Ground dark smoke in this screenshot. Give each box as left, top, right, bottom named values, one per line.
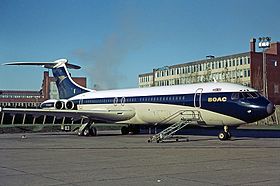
left=74, top=10, right=147, bottom=90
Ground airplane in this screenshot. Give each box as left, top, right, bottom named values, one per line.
left=0, top=59, right=275, bottom=141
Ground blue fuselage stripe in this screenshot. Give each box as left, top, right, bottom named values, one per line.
left=72, top=92, right=270, bottom=123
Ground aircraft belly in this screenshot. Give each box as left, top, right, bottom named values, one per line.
left=127, top=103, right=246, bottom=126
left=198, top=109, right=245, bottom=126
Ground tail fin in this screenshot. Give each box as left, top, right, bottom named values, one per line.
left=51, top=59, right=91, bottom=99
left=4, top=59, right=91, bottom=99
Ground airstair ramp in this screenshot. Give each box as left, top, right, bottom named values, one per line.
left=148, top=110, right=203, bottom=143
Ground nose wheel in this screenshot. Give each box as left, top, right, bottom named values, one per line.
left=218, top=126, right=231, bottom=141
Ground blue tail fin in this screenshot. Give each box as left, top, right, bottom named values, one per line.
left=52, top=65, right=90, bottom=99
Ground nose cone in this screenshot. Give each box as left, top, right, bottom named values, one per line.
left=267, top=103, right=275, bottom=115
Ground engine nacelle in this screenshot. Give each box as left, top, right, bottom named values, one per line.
left=65, top=100, right=75, bottom=110
left=55, top=100, right=64, bottom=110
left=40, top=99, right=75, bottom=110
left=40, top=99, right=59, bottom=109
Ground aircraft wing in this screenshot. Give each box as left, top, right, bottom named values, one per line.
left=0, top=107, right=136, bottom=123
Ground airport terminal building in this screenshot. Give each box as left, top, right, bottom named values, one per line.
left=138, top=39, right=280, bottom=104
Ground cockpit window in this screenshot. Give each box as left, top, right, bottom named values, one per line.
left=231, top=93, right=239, bottom=100
left=243, top=92, right=254, bottom=99
left=231, top=92, right=260, bottom=100
left=250, top=92, right=260, bottom=98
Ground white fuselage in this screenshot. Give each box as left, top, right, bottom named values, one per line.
left=69, top=82, right=261, bottom=126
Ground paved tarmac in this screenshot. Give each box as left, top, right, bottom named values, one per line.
left=0, top=130, right=280, bottom=186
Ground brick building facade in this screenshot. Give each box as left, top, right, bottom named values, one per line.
left=250, top=40, right=280, bottom=104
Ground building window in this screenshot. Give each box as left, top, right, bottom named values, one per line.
left=244, top=70, right=247, bottom=77
left=240, top=70, right=243, bottom=78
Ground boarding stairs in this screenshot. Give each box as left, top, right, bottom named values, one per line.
left=148, top=110, right=202, bottom=143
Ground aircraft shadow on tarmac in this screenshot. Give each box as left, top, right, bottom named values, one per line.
left=38, top=126, right=280, bottom=139
left=40, top=132, right=123, bottom=137
left=140, top=126, right=280, bottom=139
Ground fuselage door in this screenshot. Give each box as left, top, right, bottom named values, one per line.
left=194, top=88, right=203, bottom=109
left=121, top=97, right=125, bottom=106
left=78, top=94, right=85, bottom=110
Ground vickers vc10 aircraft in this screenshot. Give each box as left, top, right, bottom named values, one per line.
left=0, top=59, right=275, bottom=141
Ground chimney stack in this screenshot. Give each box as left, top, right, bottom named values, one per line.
left=250, top=38, right=256, bottom=52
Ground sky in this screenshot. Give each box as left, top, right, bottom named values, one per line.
left=0, top=0, right=280, bottom=90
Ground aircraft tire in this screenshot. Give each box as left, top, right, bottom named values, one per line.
left=218, top=132, right=228, bottom=141
left=78, top=131, right=83, bottom=136
left=83, top=128, right=90, bottom=136
left=89, top=126, right=97, bottom=136
left=121, top=126, right=129, bottom=135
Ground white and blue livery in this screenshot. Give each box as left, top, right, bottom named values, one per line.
left=1, top=59, right=275, bottom=140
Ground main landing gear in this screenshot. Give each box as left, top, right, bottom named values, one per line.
left=78, top=122, right=97, bottom=136
left=218, top=126, right=231, bottom=141
left=121, top=125, right=140, bottom=135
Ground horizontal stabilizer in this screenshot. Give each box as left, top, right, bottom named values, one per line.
left=3, top=59, right=81, bottom=69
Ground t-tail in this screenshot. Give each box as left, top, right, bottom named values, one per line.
left=4, top=59, right=91, bottom=99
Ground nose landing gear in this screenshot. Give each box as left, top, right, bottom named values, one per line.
left=218, top=126, right=231, bottom=141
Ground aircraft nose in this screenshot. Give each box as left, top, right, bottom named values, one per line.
left=266, top=103, right=275, bottom=115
